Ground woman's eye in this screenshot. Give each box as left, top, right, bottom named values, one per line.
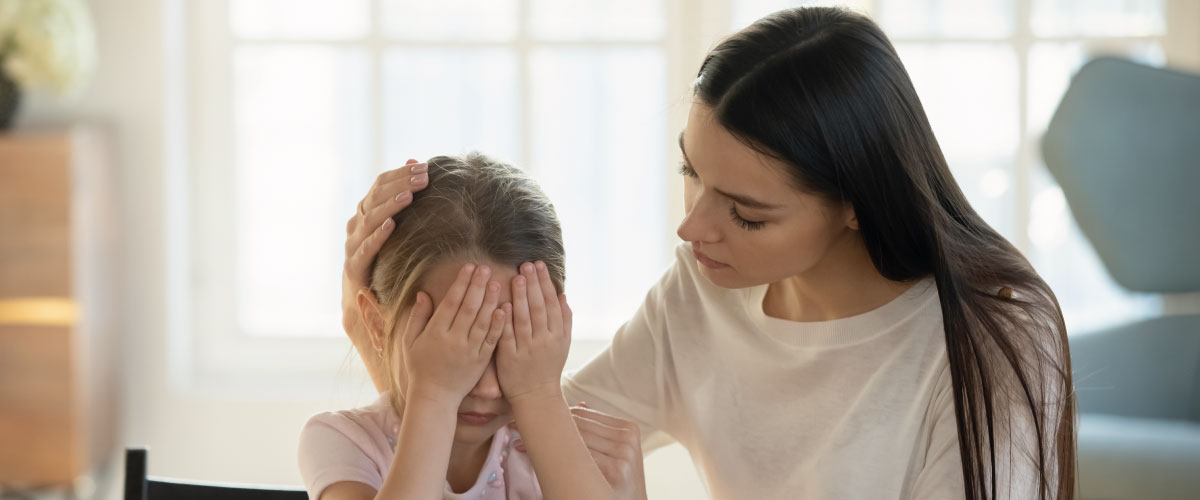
left=678, top=163, right=698, bottom=179
left=729, top=204, right=765, bottom=231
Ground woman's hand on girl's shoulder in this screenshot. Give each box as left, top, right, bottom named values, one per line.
left=569, top=405, right=649, bottom=500
left=496, top=261, right=573, bottom=408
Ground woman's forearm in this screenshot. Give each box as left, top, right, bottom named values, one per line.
left=511, top=392, right=617, bottom=500
left=376, top=391, right=458, bottom=500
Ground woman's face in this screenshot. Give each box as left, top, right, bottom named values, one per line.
left=391, top=257, right=519, bottom=446
left=677, top=101, right=860, bottom=289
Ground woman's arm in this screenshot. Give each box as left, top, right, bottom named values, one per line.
left=342, top=158, right=430, bottom=393
left=497, top=262, right=616, bottom=500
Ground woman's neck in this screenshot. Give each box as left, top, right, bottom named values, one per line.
left=762, top=232, right=917, bottom=322
left=446, top=436, right=493, bottom=493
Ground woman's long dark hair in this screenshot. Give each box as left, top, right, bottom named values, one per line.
left=694, top=7, right=1075, bottom=499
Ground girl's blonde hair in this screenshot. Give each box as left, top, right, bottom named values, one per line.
left=368, top=153, right=566, bottom=414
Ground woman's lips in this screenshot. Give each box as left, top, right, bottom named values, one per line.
left=693, top=247, right=729, bottom=269
left=457, top=412, right=498, bottom=426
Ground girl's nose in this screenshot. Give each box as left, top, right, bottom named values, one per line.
left=469, top=360, right=503, bottom=400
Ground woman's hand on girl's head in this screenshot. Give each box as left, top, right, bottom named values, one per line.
left=496, top=261, right=573, bottom=408
left=402, top=263, right=506, bottom=407
left=342, top=159, right=430, bottom=393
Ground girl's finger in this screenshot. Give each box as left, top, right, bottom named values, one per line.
left=450, top=266, right=491, bottom=335
left=498, top=302, right=517, bottom=354
left=480, top=306, right=505, bottom=357
left=403, top=291, right=434, bottom=347
left=511, top=274, right=533, bottom=343
left=520, top=263, right=548, bottom=336
left=467, top=280, right=501, bottom=346
left=534, top=261, right=562, bottom=333
left=430, top=263, right=477, bottom=326
left=560, top=293, right=572, bottom=340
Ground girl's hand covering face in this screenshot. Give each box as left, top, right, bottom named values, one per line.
left=496, top=261, right=572, bottom=406
left=402, top=263, right=506, bottom=405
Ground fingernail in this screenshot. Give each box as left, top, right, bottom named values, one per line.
left=465, top=264, right=476, bottom=274
left=395, top=191, right=411, bottom=203
left=411, top=174, right=427, bottom=186
left=480, top=266, right=491, bottom=278
left=381, top=218, right=394, bottom=231
left=522, top=263, right=534, bottom=273
left=535, top=261, right=546, bottom=271
left=411, top=162, right=427, bottom=174
left=515, top=276, right=525, bottom=287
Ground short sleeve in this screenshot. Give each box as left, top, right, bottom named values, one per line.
left=297, top=412, right=387, bottom=500
left=562, top=250, right=687, bottom=450
left=909, top=354, right=1068, bottom=500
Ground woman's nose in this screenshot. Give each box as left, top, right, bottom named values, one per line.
left=469, top=360, right=503, bottom=400
left=677, top=193, right=721, bottom=243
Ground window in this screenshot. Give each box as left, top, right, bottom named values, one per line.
left=183, top=0, right=673, bottom=382
left=180, top=0, right=1178, bottom=386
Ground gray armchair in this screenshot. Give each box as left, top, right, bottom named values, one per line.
left=1042, top=57, right=1200, bottom=500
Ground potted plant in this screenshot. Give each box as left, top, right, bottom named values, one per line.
left=0, top=0, right=96, bottom=130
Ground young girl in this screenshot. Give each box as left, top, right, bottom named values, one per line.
left=299, top=153, right=616, bottom=500
left=342, top=7, right=1077, bottom=500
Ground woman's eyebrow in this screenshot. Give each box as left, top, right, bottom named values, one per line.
left=678, top=131, right=782, bottom=211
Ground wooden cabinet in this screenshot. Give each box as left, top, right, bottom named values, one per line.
left=0, top=127, right=118, bottom=487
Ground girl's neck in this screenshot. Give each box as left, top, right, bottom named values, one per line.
left=446, top=436, right=493, bottom=493
left=763, top=231, right=916, bottom=322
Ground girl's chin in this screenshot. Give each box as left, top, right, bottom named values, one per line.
left=454, top=422, right=502, bottom=443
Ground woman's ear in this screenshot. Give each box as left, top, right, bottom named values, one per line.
left=357, top=288, right=386, bottom=352
left=844, top=203, right=859, bottom=231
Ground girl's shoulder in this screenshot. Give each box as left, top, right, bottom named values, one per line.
left=298, top=393, right=398, bottom=496
left=303, top=392, right=398, bottom=441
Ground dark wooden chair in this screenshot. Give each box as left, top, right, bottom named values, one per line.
left=124, top=448, right=309, bottom=500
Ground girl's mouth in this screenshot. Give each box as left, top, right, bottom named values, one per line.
left=457, top=412, right=498, bottom=426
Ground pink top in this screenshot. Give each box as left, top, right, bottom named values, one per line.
left=298, top=393, right=542, bottom=500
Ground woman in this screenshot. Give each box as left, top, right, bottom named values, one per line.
left=341, top=7, right=1075, bottom=500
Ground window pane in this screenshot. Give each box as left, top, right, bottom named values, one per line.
left=231, top=0, right=369, bottom=39
left=530, top=0, right=664, bottom=40
left=1032, top=0, right=1165, bottom=37
left=896, top=43, right=1018, bottom=237
left=878, top=0, right=1013, bottom=38
left=381, top=0, right=518, bottom=41
left=382, top=49, right=519, bottom=166
left=530, top=48, right=669, bottom=340
left=233, top=46, right=370, bottom=337
left=732, top=0, right=872, bottom=31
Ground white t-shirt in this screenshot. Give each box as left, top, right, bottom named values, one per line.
left=563, top=243, right=994, bottom=499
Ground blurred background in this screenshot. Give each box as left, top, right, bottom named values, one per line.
left=1, top=0, right=1198, bottom=499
